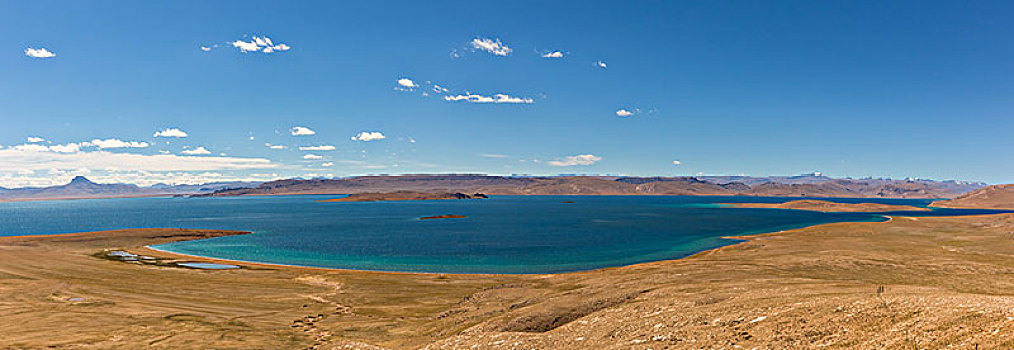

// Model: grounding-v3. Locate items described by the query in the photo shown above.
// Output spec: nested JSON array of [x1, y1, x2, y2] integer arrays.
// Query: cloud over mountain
[[548, 154, 602, 166]]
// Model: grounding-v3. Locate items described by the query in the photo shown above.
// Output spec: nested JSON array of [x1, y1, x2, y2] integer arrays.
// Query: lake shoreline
[[51, 213, 893, 276]]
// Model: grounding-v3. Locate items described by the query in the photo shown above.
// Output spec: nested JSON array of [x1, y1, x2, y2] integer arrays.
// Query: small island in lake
[[419, 214, 467, 220], [317, 191, 489, 202], [724, 199, 930, 212]]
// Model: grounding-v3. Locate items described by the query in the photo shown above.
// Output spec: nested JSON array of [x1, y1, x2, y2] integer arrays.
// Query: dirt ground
[[2, 214, 1014, 349]]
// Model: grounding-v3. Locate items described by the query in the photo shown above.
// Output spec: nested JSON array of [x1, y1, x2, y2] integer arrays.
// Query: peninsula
[[724, 199, 930, 212], [316, 191, 488, 202]]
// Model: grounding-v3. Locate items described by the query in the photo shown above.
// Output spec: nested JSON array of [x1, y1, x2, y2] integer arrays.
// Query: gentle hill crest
[[931, 184, 1014, 209]]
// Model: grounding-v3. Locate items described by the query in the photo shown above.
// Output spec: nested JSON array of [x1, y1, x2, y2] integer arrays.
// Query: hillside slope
[[931, 184, 1014, 209]]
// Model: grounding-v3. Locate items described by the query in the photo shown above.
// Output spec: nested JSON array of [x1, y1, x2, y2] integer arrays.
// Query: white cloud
[[232, 36, 291, 54], [0, 149, 274, 175], [25, 47, 56, 58], [548, 154, 602, 166], [154, 128, 189, 138], [596, 61, 607, 68], [672, 160, 681, 166], [299, 145, 335, 151], [11, 144, 52, 152], [615, 109, 634, 117], [181, 147, 211, 155], [26, 137, 45, 143], [48, 143, 81, 153], [443, 93, 533, 104], [321, 162, 334, 167], [303, 154, 324, 160], [11, 143, 79, 153], [290, 126, 315, 136], [200, 46, 212, 52], [397, 78, 418, 88], [265, 143, 286, 150], [541, 51, 564, 58], [471, 37, 511, 56], [350, 131, 386, 142], [85, 138, 149, 149]]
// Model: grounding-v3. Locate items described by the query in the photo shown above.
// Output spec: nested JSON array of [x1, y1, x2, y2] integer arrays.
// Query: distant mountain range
[[0, 176, 262, 201], [195, 174, 987, 199]]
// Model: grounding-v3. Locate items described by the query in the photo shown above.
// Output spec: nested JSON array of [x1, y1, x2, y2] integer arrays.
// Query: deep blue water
[[0, 195, 1008, 274]]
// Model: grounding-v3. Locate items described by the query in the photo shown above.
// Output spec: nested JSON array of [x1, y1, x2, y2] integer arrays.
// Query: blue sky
[[2, 0, 1012, 186]]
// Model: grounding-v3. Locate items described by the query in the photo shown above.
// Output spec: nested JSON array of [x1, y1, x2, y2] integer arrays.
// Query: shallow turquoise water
[[0, 195, 1007, 274]]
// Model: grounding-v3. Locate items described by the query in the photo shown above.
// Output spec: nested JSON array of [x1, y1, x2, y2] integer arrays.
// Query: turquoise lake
[[0, 195, 1008, 274]]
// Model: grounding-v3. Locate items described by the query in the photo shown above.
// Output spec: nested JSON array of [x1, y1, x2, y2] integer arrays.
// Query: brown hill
[[931, 184, 1014, 209]]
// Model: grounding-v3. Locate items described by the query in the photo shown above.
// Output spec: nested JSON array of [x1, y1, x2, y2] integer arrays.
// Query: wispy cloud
[[548, 154, 602, 166], [595, 61, 607, 68], [471, 37, 511, 56], [321, 162, 334, 167], [299, 145, 335, 151], [25, 47, 56, 58], [232, 36, 290, 53], [26, 137, 45, 143], [480, 153, 508, 158], [265, 143, 286, 150], [154, 128, 188, 138], [541, 51, 564, 58], [444, 93, 533, 104], [351, 131, 385, 142], [181, 146, 211, 155], [303, 154, 324, 160], [290, 126, 315, 136]]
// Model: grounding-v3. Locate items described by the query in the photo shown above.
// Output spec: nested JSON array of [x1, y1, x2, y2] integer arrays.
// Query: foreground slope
[[2, 214, 1014, 349], [932, 184, 1014, 209]]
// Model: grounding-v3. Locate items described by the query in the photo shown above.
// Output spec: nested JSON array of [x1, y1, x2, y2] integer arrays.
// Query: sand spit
[[722, 199, 930, 212]]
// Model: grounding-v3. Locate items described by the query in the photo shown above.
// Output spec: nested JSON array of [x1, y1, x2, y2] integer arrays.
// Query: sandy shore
[[3, 214, 1014, 349]]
